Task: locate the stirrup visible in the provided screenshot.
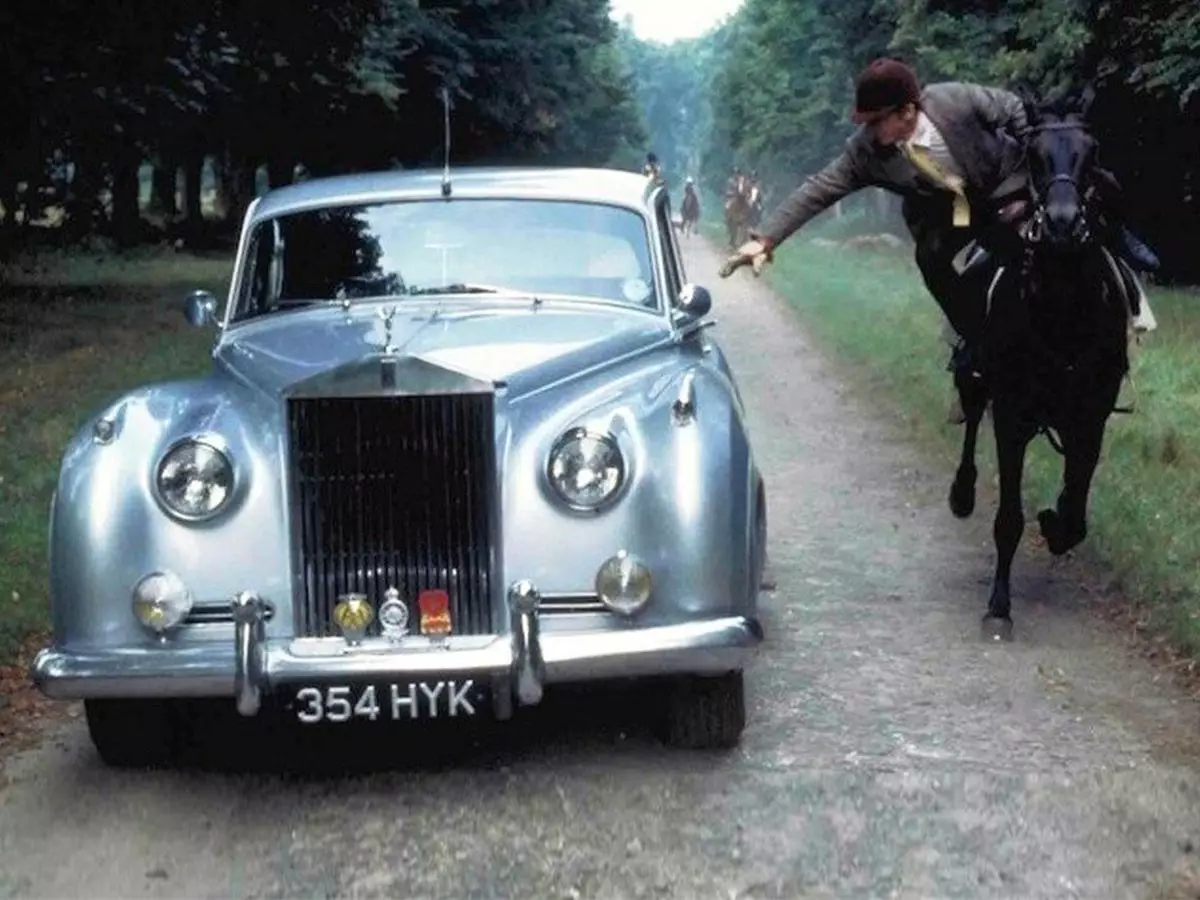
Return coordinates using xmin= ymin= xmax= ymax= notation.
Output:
xmin=1103 ymin=249 xmax=1157 ymax=333
xmin=959 ymin=246 xmax=992 ymax=279
xmin=1120 ymin=227 xmax=1160 ymax=272
xmin=945 ymin=340 xmax=980 ymax=377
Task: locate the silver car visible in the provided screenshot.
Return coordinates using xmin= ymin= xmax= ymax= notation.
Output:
xmin=30 ymin=166 xmax=768 ymax=765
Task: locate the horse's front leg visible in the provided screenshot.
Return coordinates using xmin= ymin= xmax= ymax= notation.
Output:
xmin=1038 ymin=415 xmax=1107 ymax=556
xmin=949 ymin=366 xmax=989 ymax=518
xmin=985 ymin=407 xmax=1034 ymax=640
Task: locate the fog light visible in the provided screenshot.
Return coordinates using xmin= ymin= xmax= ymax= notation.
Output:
xmin=333 ymin=594 xmax=374 ymax=644
xmin=594 ymin=551 xmax=652 ymax=616
xmin=132 ymin=571 xmax=194 ymax=634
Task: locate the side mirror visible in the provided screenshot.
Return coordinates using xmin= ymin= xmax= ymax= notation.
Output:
xmin=184 ymin=290 xmax=219 ymax=328
xmin=672 ymin=284 xmax=713 ymax=337
xmin=675 ymin=283 xmax=712 ymax=319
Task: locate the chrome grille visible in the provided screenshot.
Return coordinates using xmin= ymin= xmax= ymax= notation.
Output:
xmin=287 ymin=393 xmax=496 ymax=637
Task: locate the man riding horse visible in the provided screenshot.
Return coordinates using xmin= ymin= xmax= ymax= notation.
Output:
xmin=680 ymin=176 xmax=701 ymax=237
xmin=746 ymin=170 xmax=764 ymax=229
xmin=723 ymin=166 xmax=761 ymax=249
xmin=643 ymin=152 xmax=666 ymax=187
xmin=720 ymin=58 xmax=1159 ymax=421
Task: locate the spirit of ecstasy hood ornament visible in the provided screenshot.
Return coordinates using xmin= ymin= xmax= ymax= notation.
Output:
xmin=379 ymin=305 xmax=399 ymax=355
xmin=378 ymin=305 xmax=400 ymax=388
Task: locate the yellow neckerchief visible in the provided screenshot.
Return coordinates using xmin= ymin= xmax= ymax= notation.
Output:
xmin=900 ymin=139 xmax=970 ymax=227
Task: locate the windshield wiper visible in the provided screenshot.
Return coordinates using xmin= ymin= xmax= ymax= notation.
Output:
xmin=405 ymin=283 xmax=505 ymax=296
xmin=273 ymin=299 xmax=341 ymax=308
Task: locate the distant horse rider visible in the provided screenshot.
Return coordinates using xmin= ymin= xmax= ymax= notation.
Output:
xmin=746 ymin=170 xmax=764 ymax=228
xmin=643 ymin=152 xmax=665 ymax=187
xmin=723 ymin=166 xmax=744 ymax=203
xmin=681 ymin=177 xmax=701 ymax=236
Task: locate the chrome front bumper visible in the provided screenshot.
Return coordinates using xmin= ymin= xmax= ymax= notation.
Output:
xmin=30 ymin=585 xmax=763 ymax=718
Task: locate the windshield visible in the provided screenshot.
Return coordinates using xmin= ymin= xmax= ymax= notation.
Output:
xmin=232 ymin=198 xmax=660 ymax=323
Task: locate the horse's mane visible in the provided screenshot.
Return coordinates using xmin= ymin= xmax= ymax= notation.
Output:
xmin=1037 ymin=95 xmax=1079 ymax=119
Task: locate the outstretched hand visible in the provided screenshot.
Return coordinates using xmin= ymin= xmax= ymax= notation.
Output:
xmin=719 ymin=239 xmax=773 ymax=279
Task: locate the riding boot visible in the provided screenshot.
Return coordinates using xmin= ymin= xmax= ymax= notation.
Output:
xmin=1119 ymin=226 xmax=1160 ymax=273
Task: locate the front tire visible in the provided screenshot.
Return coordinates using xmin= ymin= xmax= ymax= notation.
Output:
xmin=85 ymin=698 xmax=178 ymax=768
xmin=662 ymin=671 xmax=747 ymax=749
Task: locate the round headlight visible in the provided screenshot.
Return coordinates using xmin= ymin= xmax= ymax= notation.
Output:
xmin=132 ymin=571 xmax=194 ymax=634
xmin=547 ymin=428 xmax=625 ymax=511
xmin=595 ymin=551 xmax=652 ymax=616
xmin=155 ymin=439 xmax=234 ymax=521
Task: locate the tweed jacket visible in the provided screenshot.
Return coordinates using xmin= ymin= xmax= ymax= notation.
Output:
xmin=753 ymin=82 xmax=1030 ymax=247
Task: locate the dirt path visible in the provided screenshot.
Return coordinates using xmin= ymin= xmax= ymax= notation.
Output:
xmin=2 ymin=235 xmax=1200 ymax=899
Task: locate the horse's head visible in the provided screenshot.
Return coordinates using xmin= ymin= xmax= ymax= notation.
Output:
xmin=1023 ymin=87 xmax=1100 ymax=251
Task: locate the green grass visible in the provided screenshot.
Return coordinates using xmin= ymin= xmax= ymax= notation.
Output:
xmin=0 ymin=249 xmax=231 ymax=660
xmin=712 ymin=217 xmax=1200 ymax=653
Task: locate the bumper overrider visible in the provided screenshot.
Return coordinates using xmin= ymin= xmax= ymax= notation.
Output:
xmin=31 ymin=581 xmax=763 ymax=721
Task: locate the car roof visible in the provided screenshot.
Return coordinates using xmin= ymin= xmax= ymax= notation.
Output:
xmin=249 ymin=166 xmax=660 ymax=223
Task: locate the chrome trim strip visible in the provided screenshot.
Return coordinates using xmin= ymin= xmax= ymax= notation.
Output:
xmin=540 ymin=592 xmax=606 ymax=614
xmin=186 ymin=600 xmax=276 ymax=625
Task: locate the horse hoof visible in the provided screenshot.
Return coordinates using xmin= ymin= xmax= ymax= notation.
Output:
xmin=980 ymin=615 xmax=1014 ymax=642
xmin=949 ymin=479 xmax=976 ymax=519
xmin=1038 ymin=508 xmax=1085 ymax=556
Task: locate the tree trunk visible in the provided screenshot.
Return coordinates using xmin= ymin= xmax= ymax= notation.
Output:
xmin=215 ymin=145 xmax=257 ymax=227
xmin=0 ymin=179 xmax=20 ymax=254
xmin=65 ymin=155 xmax=105 ymax=239
xmin=110 ymin=149 xmax=142 ymax=248
xmin=224 ymin=153 xmax=257 ymax=227
xmin=149 ymin=158 xmax=178 ymax=218
xmin=181 ymin=150 xmax=205 ymax=245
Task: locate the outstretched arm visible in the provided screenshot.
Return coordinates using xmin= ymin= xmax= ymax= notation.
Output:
xmin=751 ymin=151 xmax=864 ymax=249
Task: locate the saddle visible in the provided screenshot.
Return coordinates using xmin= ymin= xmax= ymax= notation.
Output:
xmin=955 ymin=241 xmax=1155 ymax=334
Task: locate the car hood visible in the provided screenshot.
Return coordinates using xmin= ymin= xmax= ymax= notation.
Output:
xmin=214 ymin=301 xmax=671 ymax=400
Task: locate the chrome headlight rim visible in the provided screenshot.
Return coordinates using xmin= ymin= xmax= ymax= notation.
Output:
xmin=545 ymin=426 xmax=628 ymax=513
xmin=153 ymin=434 xmax=237 ymax=523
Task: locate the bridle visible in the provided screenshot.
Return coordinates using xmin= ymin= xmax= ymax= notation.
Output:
xmin=1022 ymin=119 xmax=1096 ymax=246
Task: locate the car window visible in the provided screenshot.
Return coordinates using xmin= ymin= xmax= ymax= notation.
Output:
xmin=231 ymin=199 xmax=660 ymax=323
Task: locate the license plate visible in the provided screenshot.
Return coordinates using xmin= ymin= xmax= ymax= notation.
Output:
xmin=288 ymin=679 xmax=486 ymax=724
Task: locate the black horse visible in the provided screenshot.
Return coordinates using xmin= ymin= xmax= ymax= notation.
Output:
xmin=949 ymin=88 xmax=1134 ymax=640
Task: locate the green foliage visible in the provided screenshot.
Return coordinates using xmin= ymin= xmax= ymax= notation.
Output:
xmin=616 ymin=0 xmax=1200 ymax=281
xmin=710 ymin=0 xmax=894 ymax=192
xmin=0 ymin=0 xmax=646 ymax=246
xmin=614 ymin=26 xmax=719 ymax=188
xmin=0 ymin=252 xmax=230 ymax=660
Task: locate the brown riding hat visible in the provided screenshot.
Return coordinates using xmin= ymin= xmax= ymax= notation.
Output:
xmin=850 ymin=58 xmax=921 ymax=124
